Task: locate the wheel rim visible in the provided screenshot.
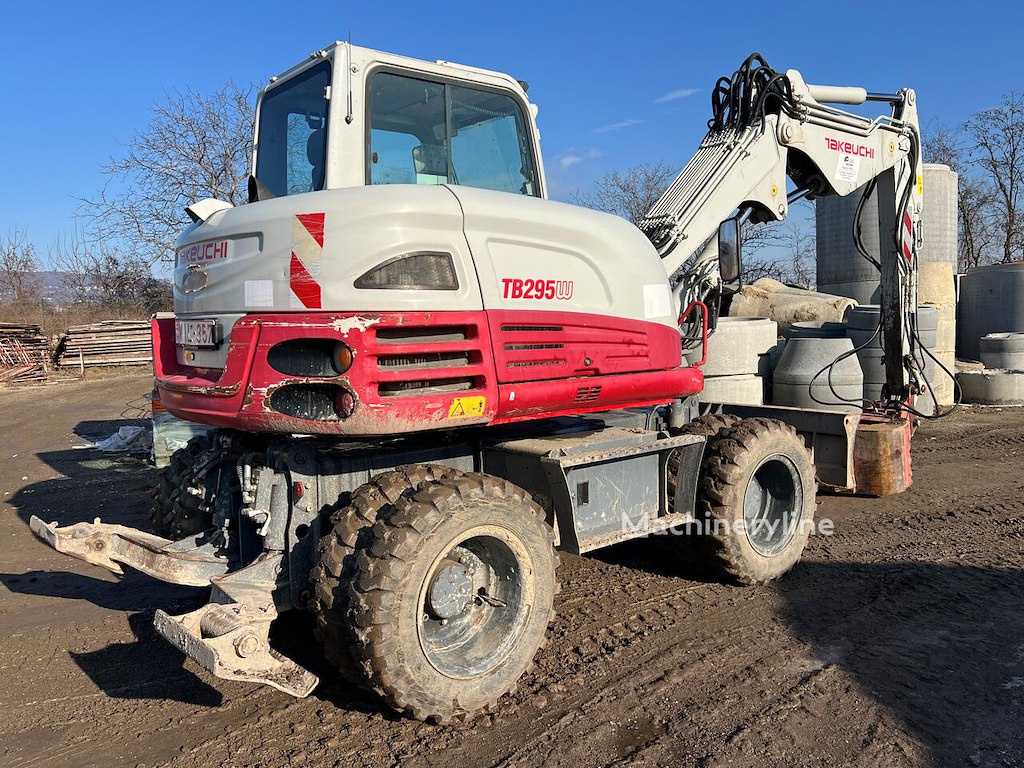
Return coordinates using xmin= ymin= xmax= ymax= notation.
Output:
xmin=417 ymin=531 xmax=530 ymax=679
xmin=743 ymin=454 xmax=802 ymax=556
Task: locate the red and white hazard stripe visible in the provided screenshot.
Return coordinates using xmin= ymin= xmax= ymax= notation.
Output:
xmin=902 ymin=212 xmax=914 ymax=262
xmin=290 ymin=213 xmax=325 ymax=308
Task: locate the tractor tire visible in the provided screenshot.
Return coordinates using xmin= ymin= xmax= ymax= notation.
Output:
xmin=150 ymin=434 xmax=226 ymax=539
xmin=347 ymin=473 xmax=558 ymax=723
xmin=695 ymin=417 xmax=816 ymax=584
xmin=310 ymin=464 xmax=462 ymax=683
xmin=667 ymin=413 xmax=742 ymax=514
xmin=676 ymin=412 xmax=742 ymax=438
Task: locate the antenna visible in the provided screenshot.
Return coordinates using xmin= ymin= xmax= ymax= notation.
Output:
xmin=345 ymin=31 xmax=354 ymax=124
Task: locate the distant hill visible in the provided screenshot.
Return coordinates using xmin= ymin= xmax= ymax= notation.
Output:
xmin=1 ymin=270 xmax=172 ymax=312
xmin=1 ymin=271 xmax=100 ymax=307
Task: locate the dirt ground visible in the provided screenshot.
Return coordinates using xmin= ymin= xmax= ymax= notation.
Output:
xmin=1 ymin=374 xmax=1023 ymax=768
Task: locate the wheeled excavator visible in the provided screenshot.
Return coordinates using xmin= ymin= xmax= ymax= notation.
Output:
xmin=31 ymin=45 xmax=924 ymax=722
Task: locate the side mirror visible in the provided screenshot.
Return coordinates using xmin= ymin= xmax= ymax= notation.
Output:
xmin=718 ymin=218 xmax=742 ymax=283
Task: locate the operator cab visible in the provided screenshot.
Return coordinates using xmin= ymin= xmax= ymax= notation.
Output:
xmin=251 ymin=44 xmax=545 ymax=201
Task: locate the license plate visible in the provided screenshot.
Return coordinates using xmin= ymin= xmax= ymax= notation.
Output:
xmin=175 ymin=319 xmax=220 ymax=349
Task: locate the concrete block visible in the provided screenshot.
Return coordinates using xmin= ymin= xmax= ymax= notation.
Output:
xmin=686 ymin=316 xmax=778 ymax=377
xmin=699 ymin=374 xmax=765 ymax=405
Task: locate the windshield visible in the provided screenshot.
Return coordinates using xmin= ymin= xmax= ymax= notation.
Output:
xmin=255 ymin=61 xmax=331 ymax=198
xmin=368 ymin=72 xmax=538 ymax=196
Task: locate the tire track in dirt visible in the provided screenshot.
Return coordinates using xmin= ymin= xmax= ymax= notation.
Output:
xmin=4 ymin=379 xmax=1024 ymax=768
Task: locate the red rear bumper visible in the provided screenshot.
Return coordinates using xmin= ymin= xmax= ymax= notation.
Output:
xmin=153 ymin=312 xmax=703 ymax=436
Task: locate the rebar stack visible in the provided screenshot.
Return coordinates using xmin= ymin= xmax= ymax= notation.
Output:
xmin=0 ymin=323 xmax=49 ymax=383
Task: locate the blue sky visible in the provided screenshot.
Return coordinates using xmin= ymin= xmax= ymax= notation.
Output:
xmin=2 ymin=0 xmax=1021 ymax=267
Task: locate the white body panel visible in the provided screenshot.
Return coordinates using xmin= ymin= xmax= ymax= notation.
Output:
xmin=451 ymin=186 xmax=675 ymax=326
xmin=173 ymin=185 xmax=679 ymax=369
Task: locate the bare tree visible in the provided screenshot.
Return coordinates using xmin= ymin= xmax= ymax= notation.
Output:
xmin=570 ymin=161 xmax=676 ymax=225
xmin=923 ymin=123 xmax=962 ymax=168
xmin=777 ymin=219 xmax=816 ymax=288
xmin=0 ymin=229 xmax=40 ymax=303
xmin=572 ymin=161 xmax=810 ymax=285
xmin=957 ymin=181 xmax=1000 ymax=271
xmin=81 ymin=82 xmax=255 ymax=264
xmin=52 ymin=234 xmax=170 ymax=314
xmin=964 ymin=93 xmax=1024 ymax=263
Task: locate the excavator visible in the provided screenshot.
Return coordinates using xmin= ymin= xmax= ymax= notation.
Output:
xmin=30 ymin=44 xmax=924 ymax=723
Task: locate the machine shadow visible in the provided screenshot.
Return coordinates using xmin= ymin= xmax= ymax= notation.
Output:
xmin=6 ymin=422 xmax=385 ymax=716
xmin=72 ymin=416 xmax=150 ymax=443
xmin=778 ymin=559 xmax=1024 ymax=767
xmin=11 ymin=416 xmax=158 ymax=533
xmin=594 ymin=537 xmax=1024 ymax=766
xmin=591 ymin=528 xmax=732 ymax=584
xmin=69 ymin=611 xmax=225 ymax=706
xmin=4 ymin=424 xmax=227 ymax=706
xmin=269 ymin=611 xmax=391 ymax=718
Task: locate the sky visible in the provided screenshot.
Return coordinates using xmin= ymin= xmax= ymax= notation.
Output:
xmin=2 ymin=0 xmax=1022 ymax=268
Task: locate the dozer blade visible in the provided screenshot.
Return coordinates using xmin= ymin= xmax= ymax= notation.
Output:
xmin=155 ymin=602 xmax=318 ymax=698
xmin=154 ymin=555 xmax=319 ymax=697
xmin=28 ymin=516 xmax=229 ymax=587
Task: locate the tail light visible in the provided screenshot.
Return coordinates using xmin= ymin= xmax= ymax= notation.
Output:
xmin=333 ymin=342 xmax=354 ymax=374
xmin=335 ymin=388 xmax=355 ymax=418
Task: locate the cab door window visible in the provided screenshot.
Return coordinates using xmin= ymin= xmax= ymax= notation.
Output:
xmin=368 ymin=72 xmax=538 ymax=196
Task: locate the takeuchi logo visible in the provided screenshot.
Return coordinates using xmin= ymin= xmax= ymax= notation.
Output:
xmin=825 ymin=137 xmax=875 ymax=159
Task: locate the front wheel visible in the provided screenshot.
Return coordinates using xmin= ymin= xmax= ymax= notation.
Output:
xmin=348 ymin=474 xmax=558 ymax=722
xmin=150 ymin=432 xmax=242 ymax=539
xmin=695 ymin=417 xmax=816 ymax=584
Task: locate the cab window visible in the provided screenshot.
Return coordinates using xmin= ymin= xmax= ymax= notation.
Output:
xmin=368 ymin=72 xmax=538 ymax=196
xmin=255 ymin=61 xmax=331 ymax=197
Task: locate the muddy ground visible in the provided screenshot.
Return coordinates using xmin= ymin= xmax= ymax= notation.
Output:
xmin=1 ymin=374 xmax=1022 ymax=768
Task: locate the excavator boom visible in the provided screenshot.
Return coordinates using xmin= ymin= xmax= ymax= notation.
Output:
xmin=645 ymin=54 xmax=924 ymax=407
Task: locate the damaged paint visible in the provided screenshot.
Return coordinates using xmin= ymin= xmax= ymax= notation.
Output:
xmin=331 ymin=316 xmax=381 ymax=336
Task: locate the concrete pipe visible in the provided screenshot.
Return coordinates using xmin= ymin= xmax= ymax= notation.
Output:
xmin=919 ymin=164 xmax=960 ymax=266
xmin=815 ymin=280 xmax=880 ymax=306
xmin=957 ymin=263 xmax=1024 ymax=361
xmin=846 ymin=306 xmax=939 ymax=401
xmin=958 ymin=369 xmax=1024 ymax=405
xmin=816 ymin=183 xmax=882 ymax=288
xmin=979 ymin=333 xmax=1024 ymax=370
xmin=784 ymin=321 xmax=848 ymax=340
xmin=772 ymin=337 xmax=863 ymax=412
xmin=729 ymin=280 xmax=857 ymax=330
xmin=918 ymin=262 xmax=956 ymax=306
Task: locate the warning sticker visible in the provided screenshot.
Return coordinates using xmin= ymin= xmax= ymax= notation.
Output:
xmin=836 ymin=154 xmax=861 ymax=183
xmin=244 ymin=279 xmax=274 ymax=308
xmin=448 ymin=396 xmax=486 ymax=418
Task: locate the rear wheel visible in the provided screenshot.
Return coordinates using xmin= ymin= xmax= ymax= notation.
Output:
xmin=310 ymin=464 xmax=462 ymax=682
xmin=348 ymin=473 xmax=558 ymax=722
xmin=695 ymin=418 xmax=816 ymax=584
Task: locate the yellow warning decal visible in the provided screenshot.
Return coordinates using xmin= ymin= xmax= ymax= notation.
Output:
xmin=917 ymin=175 xmax=924 ymax=196
xmin=448 ymin=396 xmax=486 ymax=418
